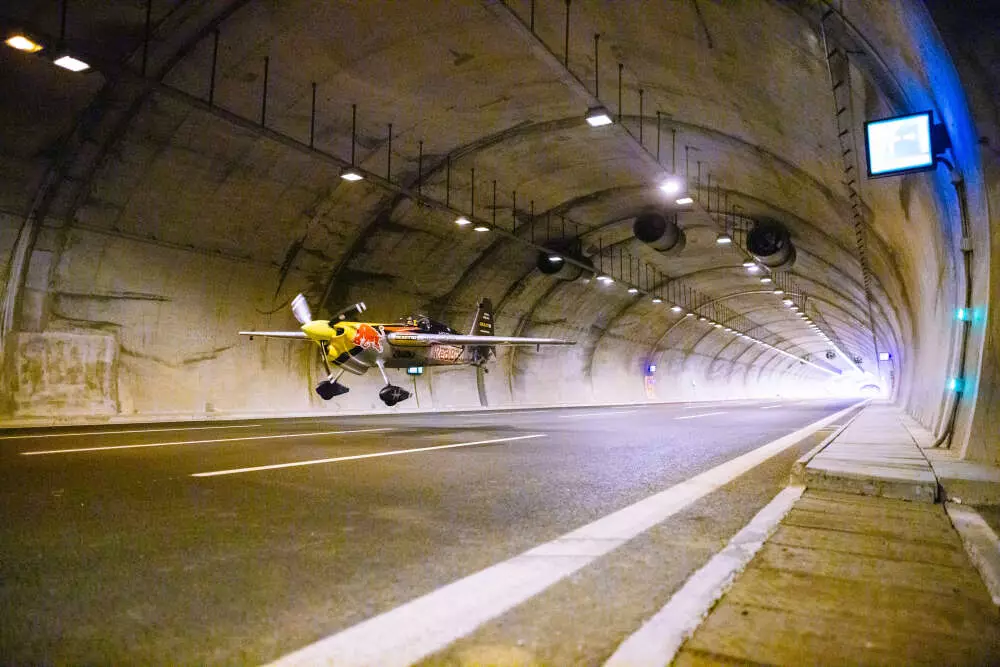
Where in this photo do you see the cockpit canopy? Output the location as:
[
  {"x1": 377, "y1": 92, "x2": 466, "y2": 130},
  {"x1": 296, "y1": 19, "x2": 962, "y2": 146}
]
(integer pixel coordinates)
[{"x1": 401, "y1": 314, "x2": 456, "y2": 334}]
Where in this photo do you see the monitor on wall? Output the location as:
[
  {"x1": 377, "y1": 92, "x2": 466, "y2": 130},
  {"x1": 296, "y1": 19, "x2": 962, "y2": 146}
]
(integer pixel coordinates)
[{"x1": 864, "y1": 111, "x2": 935, "y2": 178}]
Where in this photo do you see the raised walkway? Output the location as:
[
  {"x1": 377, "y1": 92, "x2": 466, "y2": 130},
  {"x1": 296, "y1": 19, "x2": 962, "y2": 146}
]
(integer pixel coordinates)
[{"x1": 669, "y1": 403, "x2": 1000, "y2": 666}]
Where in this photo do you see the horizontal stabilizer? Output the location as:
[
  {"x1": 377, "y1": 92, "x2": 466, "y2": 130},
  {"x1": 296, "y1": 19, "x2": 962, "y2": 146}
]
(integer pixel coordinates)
[
  {"x1": 387, "y1": 333, "x2": 574, "y2": 347},
  {"x1": 239, "y1": 331, "x2": 309, "y2": 339}
]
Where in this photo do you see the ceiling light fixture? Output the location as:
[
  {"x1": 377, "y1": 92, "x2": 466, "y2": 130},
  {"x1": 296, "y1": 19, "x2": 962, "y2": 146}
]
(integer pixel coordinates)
[
  {"x1": 746, "y1": 265, "x2": 760, "y2": 273},
  {"x1": 671, "y1": 305, "x2": 683, "y2": 313},
  {"x1": 340, "y1": 167, "x2": 364, "y2": 182},
  {"x1": 773, "y1": 289, "x2": 784, "y2": 295},
  {"x1": 714, "y1": 323, "x2": 722, "y2": 329},
  {"x1": 651, "y1": 296, "x2": 663, "y2": 303},
  {"x1": 716, "y1": 233, "x2": 732, "y2": 245},
  {"x1": 783, "y1": 299, "x2": 794, "y2": 306},
  {"x1": 53, "y1": 54, "x2": 90, "y2": 72},
  {"x1": 760, "y1": 277, "x2": 772, "y2": 284},
  {"x1": 473, "y1": 225, "x2": 490, "y2": 232},
  {"x1": 675, "y1": 196, "x2": 694, "y2": 205},
  {"x1": 685, "y1": 312, "x2": 694, "y2": 317},
  {"x1": 585, "y1": 106, "x2": 613, "y2": 127},
  {"x1": 627, "y1": 287, "x2": 639, "y2": 294},
  {"x1": 455, "y1": 216, "x2": 472, "y2": 226},
  {"x1": 659, "y1": 178, "x2": 683, "y2": 195},
  {"x1": 6, "y1": 35, "x2": 43, "y2": 52},
  {"x1": 698, "y1": 316, "x2": 707, "y2": 322},
  {"x1": 742, "y1": 261, "x2": 755, "y2": 268},
  {"x1": 548, "y1": 254, "x2": 563, "y2": 262}
]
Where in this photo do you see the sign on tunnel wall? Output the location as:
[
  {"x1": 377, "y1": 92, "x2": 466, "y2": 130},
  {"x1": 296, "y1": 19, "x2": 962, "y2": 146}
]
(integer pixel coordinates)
[{"x1": 10, "y1": 333, "x2": 118, "y2": 416}]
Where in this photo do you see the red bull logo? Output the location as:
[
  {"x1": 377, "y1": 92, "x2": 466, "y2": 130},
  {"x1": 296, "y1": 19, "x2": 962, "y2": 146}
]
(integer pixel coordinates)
[{"x1": 352, "y1": 323, "x2": 383, "y2": 353}]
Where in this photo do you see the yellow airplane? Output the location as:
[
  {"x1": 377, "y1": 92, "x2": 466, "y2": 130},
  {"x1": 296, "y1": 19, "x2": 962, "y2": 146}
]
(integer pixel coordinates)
[{"x1": 240, "y1": 295, "x2": 575, "y2": 406}]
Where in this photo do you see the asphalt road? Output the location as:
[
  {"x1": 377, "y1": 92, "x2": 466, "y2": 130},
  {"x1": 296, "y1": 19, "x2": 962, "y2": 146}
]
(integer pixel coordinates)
[{"x1": 0, "y1": 398, "x2": 861, "y2": 665}]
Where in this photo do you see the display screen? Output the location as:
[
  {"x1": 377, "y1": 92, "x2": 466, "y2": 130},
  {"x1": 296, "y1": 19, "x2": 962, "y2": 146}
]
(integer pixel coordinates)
[{"x1": 865, "y1": 111, "x2": 934, "y2": 177}]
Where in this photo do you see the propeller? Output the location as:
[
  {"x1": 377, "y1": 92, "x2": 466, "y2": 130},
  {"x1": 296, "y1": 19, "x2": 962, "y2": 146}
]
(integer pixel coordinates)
[
  {"x1": 331, "y1": 301, "x2": 367, "y2": 322},
  {"x1": 291, "y1": 294, "x2": 313, "y2": 325}
]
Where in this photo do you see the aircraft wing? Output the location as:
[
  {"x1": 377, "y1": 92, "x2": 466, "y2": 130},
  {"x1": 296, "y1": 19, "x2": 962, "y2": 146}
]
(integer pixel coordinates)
[
  {"x1": 239, "y1": 331, "x2": 309, "y2": 339},
  {"x1": 387, "y1": 333, "x2": 574, "y2": 346}
]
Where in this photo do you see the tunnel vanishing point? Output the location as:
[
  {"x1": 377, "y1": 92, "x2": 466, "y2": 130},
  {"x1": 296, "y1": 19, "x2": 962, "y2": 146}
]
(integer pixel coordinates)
[{"x1": 0, "y1": 1, "x2": 998, "y2": 465}]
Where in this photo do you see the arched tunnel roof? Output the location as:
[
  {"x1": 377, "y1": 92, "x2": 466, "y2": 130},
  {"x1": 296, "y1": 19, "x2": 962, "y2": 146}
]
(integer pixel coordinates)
[{"x1": 0, "y1": 0, "x2": 992, "y2": 429}]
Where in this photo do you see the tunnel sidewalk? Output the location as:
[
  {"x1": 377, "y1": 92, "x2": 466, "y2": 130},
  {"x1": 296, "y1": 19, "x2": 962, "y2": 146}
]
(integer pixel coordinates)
[{"x1": 670, "y1": 404, "x2": 1000, "y2": 665}]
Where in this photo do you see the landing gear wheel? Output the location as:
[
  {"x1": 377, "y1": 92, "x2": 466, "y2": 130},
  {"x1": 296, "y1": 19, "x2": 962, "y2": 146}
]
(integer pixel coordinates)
[
  {"x1": 316, "y1": 380, "x2": 350, "y2": 400},
  {"x1": 379, "y1": 384, "x2": 411, "y2": 407}
]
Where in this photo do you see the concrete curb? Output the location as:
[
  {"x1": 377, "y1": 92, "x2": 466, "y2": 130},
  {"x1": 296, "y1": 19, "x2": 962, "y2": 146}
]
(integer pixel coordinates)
[
  {"x1": 789, "y1": 403, "x2": 867, "y2": 485},
  {"x1": 945, "y1": 503, "x2": 1000, "y2": 607}
]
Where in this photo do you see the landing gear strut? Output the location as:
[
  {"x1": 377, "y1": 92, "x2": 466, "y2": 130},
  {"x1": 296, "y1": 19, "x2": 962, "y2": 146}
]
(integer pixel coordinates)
[
  {"x1": 375, "y1": 358, "x2": 410, "y2": 407},
  {"x1": 316, "y1": 370, "x2": 349, "y2": 400}
]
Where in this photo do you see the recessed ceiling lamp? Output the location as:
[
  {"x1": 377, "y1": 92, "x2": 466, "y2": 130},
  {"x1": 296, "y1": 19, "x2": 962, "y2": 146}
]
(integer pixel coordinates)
[
  {"x1": 675, "y1": 196, "x2": 694, "y2": 205},
  {"x1": 651, "y1": 296, "x2": 663, "y2": 303},
  {"x1": 773, "y1": 288, "x2": 784, "y2": 295},
  {"x1": 742, "y1": 261, "x2": 755, "y2": 268},
  {"x1": 455, "y1": 216, "x2": 472, "y2": 226},
  {"x1": 627, "y1": 287, "x2": 639, "y2": 294},
  {"x1": 746, "y1": 265, "x2": 760, "y2": 273},
  {"x1": 714, "y1": 323, "x2": 722, "y2": 328},
  {"x1": 473, "y1": 225, "x2": 490, "y2": 232},
  {"x1": 716, "y1": 233, "x2": 732, "y2": 245},
  {"x1": 685, "y1": 312, "x2": 694, "y2": 317},
  {"x1": 670, "y1": 305, "x2": 683, "y2": 313},
  {"x1": 585, "y1": 106, "x2": 613, "y2": 127},
  {"x1": 782, "y1": 299, "x2": 794, "y2": 306},
  {"x1": 6, "y1": 35, "x2": 43, "y2": 52},
  {"x1": 548, "y1": 254, "x2": 563, "y2": 262},
  {"x1": 659, "y1": 178, "x2": 683, "y2": 195},
  {"x1": 760, "y1": 277, "x2": 772, "y2": 284},
  {"x1": 53, "y1": 54, "x2": 90, "y2": 71},
  {"x1": 340, "y1": 166, "x2": 364, "y2": 182}
]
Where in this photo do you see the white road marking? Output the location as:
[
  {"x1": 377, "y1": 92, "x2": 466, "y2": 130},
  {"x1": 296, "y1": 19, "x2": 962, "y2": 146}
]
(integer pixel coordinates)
[
  {"x1": 674, "y1": 411, "x2": 726, "y2": 420},
  {"x1": 557, "y1": 410, "x2": 638, "y2": 419},
  {"x1": 761, "y1": 404, "x2": 783, "y2": 410},
  {"x1": 193, "y1": 434, "x2": 548, "y2": 477},
  {"x1": 267, "y1": 402, "x2": 862, "y2": 667},
  {"x1": 0, "y1": 423, "x2": 263, "y2": 440},
  {"x1": 20, "y1": 428, "x2": 394, "y2": 456},
  {"x1": 604, "y1": 486, "x2": 804, "y2": 666}
]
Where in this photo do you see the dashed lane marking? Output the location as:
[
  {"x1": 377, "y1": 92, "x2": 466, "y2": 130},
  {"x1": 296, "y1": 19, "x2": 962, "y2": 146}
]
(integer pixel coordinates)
[
  {"x1": 266, "y1": 402, "x2": 863, "y2": 667},
  {"x1": 192, "y1": 434, "x2": 548, "y2": 477},
  {"x1": 761, "y1": 404, "x2": 783, "y2": 410},
  {"x1": 20, "y1": 428, "x2": 394, "y2": 456},
  {"x1": 557, "y1": 410, "x2": 639, "y2": 419},
  {"x1": 0, "y1": 423, "x2": 263, "y2": 440},
  {"x1": 674, "y1": 411, "x2": 726, "y2": 420}
]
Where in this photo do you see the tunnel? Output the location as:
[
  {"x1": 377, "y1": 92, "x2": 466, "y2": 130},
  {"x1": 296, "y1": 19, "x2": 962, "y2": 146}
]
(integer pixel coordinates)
[{"x1": 1, "y1": 1, "x2": 998, "y2": 664}]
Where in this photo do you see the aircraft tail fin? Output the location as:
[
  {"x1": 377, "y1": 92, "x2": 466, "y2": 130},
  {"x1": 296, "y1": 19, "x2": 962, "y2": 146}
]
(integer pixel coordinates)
[
  {"x1": 469, "y1": 298, "x2": 494, "y2": 336},
  {"x1": 469, "y1": 298, "x2": 495, "y2": 365}
]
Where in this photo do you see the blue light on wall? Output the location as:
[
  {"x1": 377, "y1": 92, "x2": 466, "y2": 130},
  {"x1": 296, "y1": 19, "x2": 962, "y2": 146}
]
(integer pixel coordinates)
[
  {"x1": 406, "y1": 366, "x2": 424, "y2": 376},
  {"x1": 645, "y1": 363, "x2": 657, "y2": 376},
  {"x1": 947, "y1": 377, "x2": 965, "y2": 392}
]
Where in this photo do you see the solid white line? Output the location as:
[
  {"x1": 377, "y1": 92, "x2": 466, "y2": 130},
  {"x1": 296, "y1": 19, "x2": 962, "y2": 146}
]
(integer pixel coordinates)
[
  {"x1": 557, "y1": 410, "x2": 638, "y2": 419},
  {"x1": 604, "y1": 485, "x2": 804, "y2": 667},
  {"x1": 192, "y1": 434, "x2": 548, "y2": 477},
  {"x1": 761, "y1": 404, "x2": 783, "y2": 410},
  {"x1": 0, "y1": 423, "x2": 263, "y2": 440},
  {"x1": 267, "y1": 402, "x2": 862, "y2": 667},
  {"x1": 20, "y1": 428, "x2": 394, "y2": 456},
  {"x1": 674, "y1": 411, "x2": 726, "y2": 420},
  {"x1": 945, "y1": 503, "x2": 1000, "y2": 605}
]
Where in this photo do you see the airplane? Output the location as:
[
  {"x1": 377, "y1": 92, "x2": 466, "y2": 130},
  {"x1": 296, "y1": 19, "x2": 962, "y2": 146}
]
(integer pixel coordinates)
[{"x1": 240, "y1": 294, "x2": 575, "y2": 406}]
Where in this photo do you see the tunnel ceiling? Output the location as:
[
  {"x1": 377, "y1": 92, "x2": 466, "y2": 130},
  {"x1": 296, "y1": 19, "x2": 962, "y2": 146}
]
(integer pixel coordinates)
[{"x1": 1, "y1": 0, "x2": 926, "y2": 382}]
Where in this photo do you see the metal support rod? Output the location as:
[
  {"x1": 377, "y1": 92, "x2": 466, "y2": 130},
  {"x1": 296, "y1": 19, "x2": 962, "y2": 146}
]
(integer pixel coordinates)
[
  {"x1": 697, "y1": 161, "x2": 702, "y2": 204},
  {"x1": 142, "y1": 0, "x2": 152, "y2": 76},
  {"x1": 470, "y1": 167, "x2": 475, "y2": 217},
  {"x1": 656, "y1": 111, "x2": 661, "y2": 163},
  {"x1": 386, "y1": 123, "x2": 392, "y2": 180},
  {"x1": 530, "y1": 0, "x2": 535, "y2": 32},
  {"x1": 261, "y1": 56, "x2": 269, "y2": 127},
  {"x1": 492, "y1": 180, "x2": 497, "y2": 227},
  {"x1": 309, "y1": 83, "x2": 316, "y2": 148},
  {"x1": 209, "y1": 29, "x2": 219, "y2": 107},
  {"x1": 706, "y1": 174, "x2": 712, "y2": 213},
  {"x1": 60, "y1": 0, "x2": 67, "y2": 44},
  {"x1": 671, "y1": 128, "x2": 676, "y2": 174},
  {"x1": 618, "y1": 63, "x2": 623, "y2": 122},
  {"x1": 638, "y1": 89, "x2": 644, "y2": 144},
  {"x1": 530, "y1": 200, "x2": 534, "y2": 243},
  {"x1": 445, "y1": 155, "x2": 450, "y2": 207},
  {"x1": 564, "y1": 0, "x2": 571, "y2": 68},
  {"x1": 512, "y1": 191, "x2": 516, "y2": 231},
  {"x1": 593, "y1": 33, "x2": 600, "y2": 97},
  {"x1": 417, "y1": 140, "x2": 423, "y2": 196},
  {"x1": 561, "y1": 215, "x2": 565, "y2": 238},
  {"x1": 350, "y1": 103, "x2": 357, "y2": 165}
]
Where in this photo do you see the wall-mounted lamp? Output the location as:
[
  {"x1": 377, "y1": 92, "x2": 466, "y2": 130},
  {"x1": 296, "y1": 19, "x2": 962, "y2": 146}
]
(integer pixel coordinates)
[
  {"x1": 659, "y1": 178, "x2": 682, "y2": 195},
  {"x1": 6, "y1": 34, "x2": 44, "y2": 52},
  {"x1": 715, "y1": 233, "x2": 732, "y2": 245},
  {"x1": 54, "y1": 54, "x2": 90, "y2": 71},
  {"x1": 675, "y1": 196, "x2": 694, "y2": 205},
  {"x1": 340, "y1": 167, "x2": 364, "y2": 182}
]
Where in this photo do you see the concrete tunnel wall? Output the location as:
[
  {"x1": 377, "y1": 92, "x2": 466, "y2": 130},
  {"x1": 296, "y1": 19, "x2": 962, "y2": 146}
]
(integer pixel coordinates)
[{"x1": 0, "y1": 0, "x2": 994, "y2": 464}]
